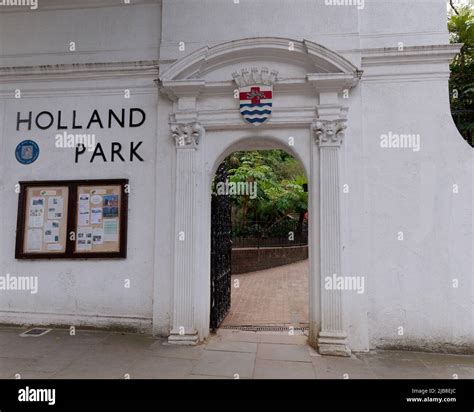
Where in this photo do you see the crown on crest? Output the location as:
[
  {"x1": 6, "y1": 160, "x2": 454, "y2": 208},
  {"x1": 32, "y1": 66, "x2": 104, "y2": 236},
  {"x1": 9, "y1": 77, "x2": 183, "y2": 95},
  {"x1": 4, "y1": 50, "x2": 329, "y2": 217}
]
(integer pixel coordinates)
[{"x1": 232, "y1": 67, "x2": 278, "y2": 88}]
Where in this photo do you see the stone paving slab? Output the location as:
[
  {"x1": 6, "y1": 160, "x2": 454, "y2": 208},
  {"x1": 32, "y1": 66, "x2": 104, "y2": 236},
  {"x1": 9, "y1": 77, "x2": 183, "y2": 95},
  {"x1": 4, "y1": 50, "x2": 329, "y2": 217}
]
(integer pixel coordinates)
[
  {"x1": 0, "y1": 327, "x2": 472, "y2": 380},
  {"x1": 423, "y1": 365, "x2": 474, "y2": 379},
  {"x1": 0, "y1": 357, "x2": 37, "y2": 379},
  {"x1": 204, "y1": 339, "x2": 258, "y2": 353},
  {"x1": 148, "y1": 342, "x2": 205, "y2": 360},
  {"x1": 312, "y1": 356, "x2": 378, "y2": 379},
  {"x1": 129, "y1": 357, "x2": 195, "y2": 379},
  {"x1": 186, "y1": 374, "x2": 230, "y2": 379},
  {"x1": 257, "y1": 343, "x2": 312, "y2": 362},
  {"x1": 192, "y1": 350, "x2": 256, "y2": 378},
  {"x1": 253, "y1": 359, "x2": 316, "y2": 379},
  {"x1": 258, "y1": 333, "x2": 308, "y2": 345},
  {"x1": 19, "y1": 351, "x2": 83, "y2": 374},
  {"x1": 51, "y1": 348, "x2": 140, "y2": 379},
  {"x1": 214, "y1": 329, "x2": 262, "y2": 343},
  {"x1": 12, "y1": 370, "x2": 56, "y2": 379}
]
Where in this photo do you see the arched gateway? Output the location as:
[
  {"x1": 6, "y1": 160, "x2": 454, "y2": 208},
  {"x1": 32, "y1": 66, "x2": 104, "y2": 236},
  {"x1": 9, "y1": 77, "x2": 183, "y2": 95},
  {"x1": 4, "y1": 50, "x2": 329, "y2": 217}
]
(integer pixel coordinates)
[{"x1": 160, "y1": 37, "x2": 362, "y2": 356}]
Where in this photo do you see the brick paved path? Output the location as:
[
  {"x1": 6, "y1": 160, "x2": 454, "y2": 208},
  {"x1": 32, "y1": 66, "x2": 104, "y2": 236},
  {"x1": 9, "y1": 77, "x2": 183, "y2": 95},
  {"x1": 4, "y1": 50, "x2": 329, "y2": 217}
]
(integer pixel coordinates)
[{"x1": 222, "y1": 259, "x2": 309, "y2": 327}]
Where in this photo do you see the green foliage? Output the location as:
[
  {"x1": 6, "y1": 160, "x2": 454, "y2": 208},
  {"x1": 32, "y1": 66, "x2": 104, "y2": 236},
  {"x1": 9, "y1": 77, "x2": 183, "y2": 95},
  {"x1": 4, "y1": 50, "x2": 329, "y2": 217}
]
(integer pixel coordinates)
[
  {"x1": 225, "y1": 150, "x2": 308, "y2": 225},
  {"x1": 449, "y1": 4, "x2": 474, "y2": 146}
]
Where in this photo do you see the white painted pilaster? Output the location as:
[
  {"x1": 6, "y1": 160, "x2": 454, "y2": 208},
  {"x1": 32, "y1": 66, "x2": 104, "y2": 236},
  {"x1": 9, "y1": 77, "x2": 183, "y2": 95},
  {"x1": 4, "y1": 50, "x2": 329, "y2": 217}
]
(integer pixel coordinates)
[
  {"x1": 168, "y1": 122, "x2": 204, "y2": 345},
  {"x1": 308, "y1": 135, "x2": 321, "y2": 348},
  {"x1": 312, "y1": 119, "x2": 351, "y2": 357}
]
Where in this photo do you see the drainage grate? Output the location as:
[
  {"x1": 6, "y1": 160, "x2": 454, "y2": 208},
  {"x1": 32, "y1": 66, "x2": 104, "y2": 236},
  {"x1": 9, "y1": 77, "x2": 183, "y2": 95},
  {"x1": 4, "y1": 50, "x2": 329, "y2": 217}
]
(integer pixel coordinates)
[
  {"x1": 221, "y1": 325, "x2": 308, "y2": 334},
  {"x1": 20, "y1": 328, "x2": 52, "y2": 337}
]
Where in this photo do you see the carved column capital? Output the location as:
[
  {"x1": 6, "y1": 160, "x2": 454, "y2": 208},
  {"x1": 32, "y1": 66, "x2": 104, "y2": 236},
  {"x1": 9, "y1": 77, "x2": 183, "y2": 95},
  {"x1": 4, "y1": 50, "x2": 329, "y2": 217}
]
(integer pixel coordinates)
[
  {"x1": 312, "y1": 119, "x2": 347, "y2": 147},
  {"x1": 170, "y1": 122, "x2": 204, "y2": 149}
]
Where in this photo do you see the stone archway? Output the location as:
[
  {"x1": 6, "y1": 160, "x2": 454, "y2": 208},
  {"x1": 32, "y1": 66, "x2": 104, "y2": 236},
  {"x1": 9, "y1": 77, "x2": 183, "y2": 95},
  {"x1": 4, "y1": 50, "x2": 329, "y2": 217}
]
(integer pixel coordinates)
[
  {"x1": 159, "y1": 37, "x2": 362, "y2": 356},
  {"x1": 209, "y1": 138, "x2": 310, "y2": 330}
]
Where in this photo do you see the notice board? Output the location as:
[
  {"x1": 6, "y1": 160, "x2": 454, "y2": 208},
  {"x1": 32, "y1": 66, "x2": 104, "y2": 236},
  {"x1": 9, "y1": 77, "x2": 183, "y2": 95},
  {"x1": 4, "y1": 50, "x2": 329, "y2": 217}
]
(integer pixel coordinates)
[{"x1": 15, "y1": 179, "x2": 128, "y2": 259}]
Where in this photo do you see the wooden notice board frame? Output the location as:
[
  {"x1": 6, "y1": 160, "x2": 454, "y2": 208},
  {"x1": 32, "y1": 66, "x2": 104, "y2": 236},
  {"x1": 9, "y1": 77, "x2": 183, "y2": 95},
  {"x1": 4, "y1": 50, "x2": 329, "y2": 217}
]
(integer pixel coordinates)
[{"x1": 15, "y1": 179, "x2": 128, "y2": 259}]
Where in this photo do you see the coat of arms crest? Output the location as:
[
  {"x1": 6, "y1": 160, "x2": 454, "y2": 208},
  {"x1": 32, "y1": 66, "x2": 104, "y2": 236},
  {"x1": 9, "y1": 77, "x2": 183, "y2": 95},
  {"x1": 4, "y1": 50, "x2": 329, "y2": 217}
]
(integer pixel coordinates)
[{"x1": 232, "y1": 68, "x2": 278, "y2": 126}]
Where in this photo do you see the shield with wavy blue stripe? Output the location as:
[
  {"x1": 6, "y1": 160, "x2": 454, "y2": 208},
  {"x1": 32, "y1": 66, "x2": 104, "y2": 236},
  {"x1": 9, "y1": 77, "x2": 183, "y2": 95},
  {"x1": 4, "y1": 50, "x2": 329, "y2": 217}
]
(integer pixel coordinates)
[{"x1": 239, "y1": 85, "x2": 273, "y2": 126}]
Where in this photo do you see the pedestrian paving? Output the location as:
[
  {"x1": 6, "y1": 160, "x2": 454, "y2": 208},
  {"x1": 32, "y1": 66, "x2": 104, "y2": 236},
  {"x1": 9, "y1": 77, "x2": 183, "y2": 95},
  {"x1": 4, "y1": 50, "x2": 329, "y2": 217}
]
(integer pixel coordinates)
[
  {"x1": 0, "y1": 326, "x2": 472, "y2": 379},
  {"x1": 222, "y1": 259, "x2": 309, "y2": 327}
]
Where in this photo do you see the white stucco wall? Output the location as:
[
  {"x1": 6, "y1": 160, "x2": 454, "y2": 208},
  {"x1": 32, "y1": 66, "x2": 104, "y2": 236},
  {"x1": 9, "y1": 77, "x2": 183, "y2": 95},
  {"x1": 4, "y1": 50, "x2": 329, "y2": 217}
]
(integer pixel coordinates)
[
  {"x1": 0, "y1": 79, "x2": 160, "y2": 330},
  {"x1": 0, "y1": 0, "x2": 161, "y2": 66},
  {"x1": 0, "y1": 0, "x2": 471, "y2": 352},
  {"x1": 360, "y1": 64, "x2": 473, "y2": 351},
  {"x1": 0, "y1": 1, "x2": 163, "y2": 331}
]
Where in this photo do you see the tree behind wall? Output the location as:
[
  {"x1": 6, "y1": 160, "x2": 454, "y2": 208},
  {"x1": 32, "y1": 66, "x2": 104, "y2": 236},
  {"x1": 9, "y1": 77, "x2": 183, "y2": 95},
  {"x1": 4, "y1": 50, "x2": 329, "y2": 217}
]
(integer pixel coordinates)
[
  {"x1": 224, "y1": 150, "x2": 308, "y2": 228},
  {"x1": 449, "y1": 3, "x2": 474, "y2": 147}
]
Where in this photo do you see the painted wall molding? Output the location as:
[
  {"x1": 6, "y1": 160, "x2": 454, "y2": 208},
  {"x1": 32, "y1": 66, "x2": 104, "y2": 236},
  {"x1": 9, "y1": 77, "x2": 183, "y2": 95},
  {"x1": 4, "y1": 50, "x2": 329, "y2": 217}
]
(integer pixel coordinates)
[
  {"x1": 361, "y1": 44, "x2": 462, "y2": 67},
  {"x1": 0, "y1": 60, "x2": 159, "y2": 82}
]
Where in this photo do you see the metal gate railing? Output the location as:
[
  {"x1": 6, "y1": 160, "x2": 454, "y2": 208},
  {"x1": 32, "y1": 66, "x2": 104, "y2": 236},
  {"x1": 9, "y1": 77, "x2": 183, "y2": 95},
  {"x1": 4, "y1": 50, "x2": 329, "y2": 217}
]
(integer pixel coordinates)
[{"x1": 210, "y1": 163, "x2": 232, "y2": 330}]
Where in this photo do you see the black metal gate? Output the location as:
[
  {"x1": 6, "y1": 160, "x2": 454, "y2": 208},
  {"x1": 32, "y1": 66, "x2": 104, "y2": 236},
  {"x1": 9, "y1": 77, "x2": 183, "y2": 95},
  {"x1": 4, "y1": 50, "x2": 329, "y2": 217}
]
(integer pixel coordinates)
[{"x1": 210, "y1": 162, "x2": 232, "y2": 330}]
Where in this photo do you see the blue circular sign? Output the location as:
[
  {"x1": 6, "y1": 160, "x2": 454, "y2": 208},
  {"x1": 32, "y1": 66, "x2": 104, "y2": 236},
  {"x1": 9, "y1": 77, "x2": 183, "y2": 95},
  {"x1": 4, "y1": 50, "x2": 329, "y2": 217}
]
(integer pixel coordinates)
[{"x1": 15, "y1": 140, "x2": 39, "y2": 165}]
